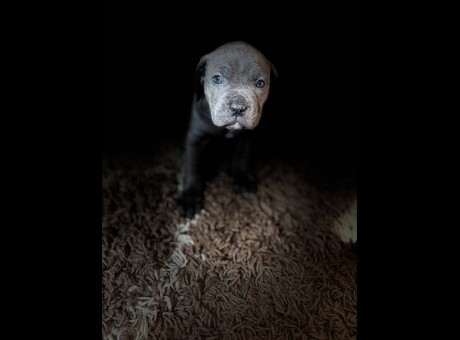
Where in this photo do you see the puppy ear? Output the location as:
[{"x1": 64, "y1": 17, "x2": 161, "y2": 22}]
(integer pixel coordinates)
[
  {"x1": 270, "y1": 62, "x2": 279, "y2": 79},
  {"x1": 195, "y1": 56, "x2": 207, "y2": 100}
]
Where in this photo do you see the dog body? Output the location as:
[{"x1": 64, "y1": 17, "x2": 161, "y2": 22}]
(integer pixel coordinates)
[{"x1": 176, "y1": 41, "x2": 274, "y2": 217}]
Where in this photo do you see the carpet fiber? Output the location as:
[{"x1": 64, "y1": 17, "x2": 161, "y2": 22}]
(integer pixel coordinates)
[{"x1": 102, "y1": 143, "x2": 357, "y2": 339}]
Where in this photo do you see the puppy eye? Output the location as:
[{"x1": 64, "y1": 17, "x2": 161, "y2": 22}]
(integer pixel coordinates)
[
  {"x1": 255, "y1": 79, "x2": 266, "y2": 88},
  {"x1": 212, "y1": 75, "x2": 224, "y2": 84}
]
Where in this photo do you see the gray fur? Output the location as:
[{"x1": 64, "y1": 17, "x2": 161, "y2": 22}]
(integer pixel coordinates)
[
  {"x1": 200, "y1": 41, "x2": 272, "y2": 130},
  {"x1": 176, "y1": 41, "x2": 275, "y2": 218}
]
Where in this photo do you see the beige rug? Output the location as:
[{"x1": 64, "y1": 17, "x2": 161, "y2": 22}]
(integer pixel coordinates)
[{"x1": 102, "y1": 143, "x2": 357, "y2": 339}]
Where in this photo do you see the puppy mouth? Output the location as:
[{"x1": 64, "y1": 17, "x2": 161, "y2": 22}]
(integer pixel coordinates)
[{"x1": 224, "y1": 121, "x2": 244, "y2": 130}]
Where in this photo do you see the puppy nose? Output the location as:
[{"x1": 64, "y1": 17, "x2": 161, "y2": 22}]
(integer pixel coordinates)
[{"x1": 229, "y1": 98, "x2": 248, "y2": 116}]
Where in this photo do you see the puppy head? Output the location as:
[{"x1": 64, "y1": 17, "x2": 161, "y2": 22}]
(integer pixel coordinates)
[{"x1": 196, "y1": 41, "x2": 275, "y2": 130}]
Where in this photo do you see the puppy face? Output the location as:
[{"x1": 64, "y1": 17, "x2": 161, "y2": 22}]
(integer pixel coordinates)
[{"x1": 198, "y1": 42, "x2": 273, "y2": 130}]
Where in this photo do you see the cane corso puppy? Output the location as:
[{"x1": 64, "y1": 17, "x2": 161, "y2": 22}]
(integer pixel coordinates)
[{"x1": 176, "y1": 41, "x2": 276, "y2": 217}]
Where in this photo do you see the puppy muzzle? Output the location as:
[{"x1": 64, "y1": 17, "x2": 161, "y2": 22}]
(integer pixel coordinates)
[{"x1": 211, "y1": 91, "x2": 260, "y2": 130}]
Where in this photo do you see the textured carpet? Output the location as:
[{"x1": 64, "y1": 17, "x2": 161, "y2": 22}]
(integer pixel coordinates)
[{"x1": 102, "y1": 143, "x2": 357, "y2": 339}]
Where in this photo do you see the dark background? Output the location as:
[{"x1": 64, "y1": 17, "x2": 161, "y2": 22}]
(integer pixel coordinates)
[{"x1": 101, "y1": 3, "x2": 356, "y2": 182}]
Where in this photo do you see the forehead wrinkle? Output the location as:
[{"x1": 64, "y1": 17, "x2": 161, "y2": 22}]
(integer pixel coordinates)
[
  {"x1": 248, "y1": 65, "x2": 265, "y2": 81},
  {"x1": 218, "y1": 66, "x2": 230, "y2": 78}
]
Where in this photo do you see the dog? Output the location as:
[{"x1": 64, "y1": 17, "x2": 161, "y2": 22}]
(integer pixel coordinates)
[{"x1": 176, "y1": 41, "x2": 276, "y2": 218}]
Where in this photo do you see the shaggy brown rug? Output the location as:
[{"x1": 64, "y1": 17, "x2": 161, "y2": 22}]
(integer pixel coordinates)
[{"x1": 102, "y1": 142, "x2": 357, "y2": 339}]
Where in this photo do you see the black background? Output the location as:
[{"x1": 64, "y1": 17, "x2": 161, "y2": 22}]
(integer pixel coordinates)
[{"x1": 101, "y1": 4, "x2": 356, "y2": 181}]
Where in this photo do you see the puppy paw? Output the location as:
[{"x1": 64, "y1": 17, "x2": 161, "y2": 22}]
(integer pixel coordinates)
[
  {"x1": 175, "y1": 189, "x2": 203, "y2": 218},
  {"x1": 233, "y1": 174, "x2": 258, "y2": 195}
]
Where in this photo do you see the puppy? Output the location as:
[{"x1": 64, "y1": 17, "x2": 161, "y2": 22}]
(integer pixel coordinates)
[{"x1": 176, "y1": 41, "x2": 276, "y2": 217}]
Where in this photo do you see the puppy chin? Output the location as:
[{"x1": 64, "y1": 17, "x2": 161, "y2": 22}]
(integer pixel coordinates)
[
  {"x1": 225, "y1": 122, "x2": 244, "y2": 130},
  {"x1": 210, "y1": 111, "x2": 259, "y2": 130}
]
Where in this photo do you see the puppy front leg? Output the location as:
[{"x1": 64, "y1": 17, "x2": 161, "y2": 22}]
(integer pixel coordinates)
[
  {"x1": 176, "y1": 135, "x2": 206, "y2": 218},
  {"x1": 231, "y1": 134, "x2": 258, "y2": 195}
]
